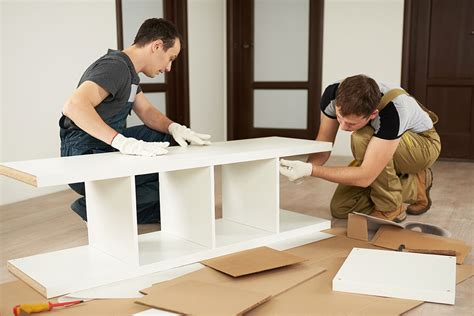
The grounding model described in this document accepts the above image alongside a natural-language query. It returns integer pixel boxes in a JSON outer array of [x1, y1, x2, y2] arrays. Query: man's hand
[[279, 159, 313, 182], [168, 123, 211, 147], [111, 134, 169, 157]]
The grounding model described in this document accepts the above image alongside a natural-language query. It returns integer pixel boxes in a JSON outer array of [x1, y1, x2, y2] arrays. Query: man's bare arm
[[307, 113, 339, 166], [311, 137, 401, 187], [62, 81, 118, 144], [132, 92, 173, 133]]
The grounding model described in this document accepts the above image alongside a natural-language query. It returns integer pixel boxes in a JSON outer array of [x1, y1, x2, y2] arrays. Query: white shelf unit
[[2, 137, 332, 298]]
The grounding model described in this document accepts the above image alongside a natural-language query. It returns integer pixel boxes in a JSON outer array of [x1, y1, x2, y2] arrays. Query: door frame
[[115, 0, 190, 126], [226, 0, 324, 140]]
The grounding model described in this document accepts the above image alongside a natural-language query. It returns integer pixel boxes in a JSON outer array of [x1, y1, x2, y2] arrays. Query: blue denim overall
[[59, 102, 172, 224]]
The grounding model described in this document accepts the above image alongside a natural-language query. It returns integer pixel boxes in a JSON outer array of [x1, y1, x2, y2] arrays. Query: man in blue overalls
[[59, 18, 210, 224]]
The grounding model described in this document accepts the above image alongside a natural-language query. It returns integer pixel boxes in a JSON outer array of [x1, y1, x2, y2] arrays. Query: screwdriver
[[13, 300, 83, 316]]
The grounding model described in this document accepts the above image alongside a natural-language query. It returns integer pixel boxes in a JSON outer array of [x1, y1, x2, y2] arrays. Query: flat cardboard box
[[346, 213, 470, 264], [347, 212, 452, 240], [372, 225, 471, 264], [141, 261, 326, 297], [200, 246, 306, 277], [136, 280, 270, 315]]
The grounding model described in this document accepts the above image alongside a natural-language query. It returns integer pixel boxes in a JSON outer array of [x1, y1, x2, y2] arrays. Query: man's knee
[[351, 126, 374, 160], [330, 194, 350, 219]]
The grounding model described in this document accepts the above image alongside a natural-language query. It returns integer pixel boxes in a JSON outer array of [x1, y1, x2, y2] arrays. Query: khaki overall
[[330, 89, 441, 218]]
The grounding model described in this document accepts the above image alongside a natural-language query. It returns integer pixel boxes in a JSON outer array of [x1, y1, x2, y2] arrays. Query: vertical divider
[[222, 158, 279, 233], [160, 166, 216, 248], [86, 176, 139, 266]]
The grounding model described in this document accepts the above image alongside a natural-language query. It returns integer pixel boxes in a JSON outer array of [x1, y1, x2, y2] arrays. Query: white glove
[[168, 122, 211, 147], [111, 134, 169, 157], [279, 159, 313, 182]]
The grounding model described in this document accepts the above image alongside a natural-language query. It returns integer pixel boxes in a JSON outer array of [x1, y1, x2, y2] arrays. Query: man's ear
[[369, 109, 379, 120], [152, 39, 164, 52]]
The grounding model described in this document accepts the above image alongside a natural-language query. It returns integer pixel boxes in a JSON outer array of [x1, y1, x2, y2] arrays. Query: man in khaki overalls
[[279, 74, 441, 222]]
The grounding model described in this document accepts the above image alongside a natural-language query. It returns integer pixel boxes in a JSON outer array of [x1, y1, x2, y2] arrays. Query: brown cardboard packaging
[[346, 213, 471, 264], [141, 261, 326, 297], [200, 246, 306, 277], [372, 225, 471, 264], [136, 280, 271, 315]]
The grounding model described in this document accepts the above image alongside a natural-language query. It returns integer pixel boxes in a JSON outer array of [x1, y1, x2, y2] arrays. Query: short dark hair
[[133, 18, 182, 51], [335, 74, 381, 117]]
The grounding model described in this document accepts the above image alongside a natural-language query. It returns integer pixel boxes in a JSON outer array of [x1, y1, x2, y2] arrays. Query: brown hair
[[133, 18, 182, 51], [335, 74, 380, 117]]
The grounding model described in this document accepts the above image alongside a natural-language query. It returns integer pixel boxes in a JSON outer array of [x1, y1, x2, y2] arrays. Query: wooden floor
[[0, 156, 472, 315]]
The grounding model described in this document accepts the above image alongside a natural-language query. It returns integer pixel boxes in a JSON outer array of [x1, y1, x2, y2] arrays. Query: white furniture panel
[[333, 248, 456, 304], [160, 167, 215, 248], [86, 176, 139, 266], [0, 137, 331, 187], [7, 246, 136, 298], [222, 158, 279, 233]]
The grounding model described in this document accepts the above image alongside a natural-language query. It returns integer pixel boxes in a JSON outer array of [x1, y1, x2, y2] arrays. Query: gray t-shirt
[[61, 49, 141, 130], [320, 81, 433, 140]]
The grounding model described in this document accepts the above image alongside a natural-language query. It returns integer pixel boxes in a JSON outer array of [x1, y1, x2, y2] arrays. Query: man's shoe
[[371, 205, 407, 223], [407, 168, 433, 215]]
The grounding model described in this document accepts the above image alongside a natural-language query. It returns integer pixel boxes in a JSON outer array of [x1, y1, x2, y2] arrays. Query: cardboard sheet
[[347, 212, 453, 241], [200, 246, 306, 277], [372, 225, 471, 264], [141, 261, 326, 298], [136, 280, 270, 315]]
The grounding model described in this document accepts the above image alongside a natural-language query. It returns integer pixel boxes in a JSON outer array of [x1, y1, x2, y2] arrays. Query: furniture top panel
[[0, 137, 332, 187]]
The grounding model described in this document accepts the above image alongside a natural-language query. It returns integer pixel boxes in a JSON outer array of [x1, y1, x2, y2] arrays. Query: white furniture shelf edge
[[1, 137, 332, 187]]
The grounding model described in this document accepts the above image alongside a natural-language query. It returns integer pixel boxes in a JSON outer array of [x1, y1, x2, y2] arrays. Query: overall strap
[[377, 88, 407, 111], [377, 88, 439, 124]]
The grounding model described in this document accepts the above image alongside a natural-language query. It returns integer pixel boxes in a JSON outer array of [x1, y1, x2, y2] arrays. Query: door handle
[[242, 43, 254, 48]]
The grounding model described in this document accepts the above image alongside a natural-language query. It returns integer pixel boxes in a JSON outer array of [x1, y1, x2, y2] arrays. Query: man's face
[[335, 106, 377, 132], [146, 38, 181, 78]]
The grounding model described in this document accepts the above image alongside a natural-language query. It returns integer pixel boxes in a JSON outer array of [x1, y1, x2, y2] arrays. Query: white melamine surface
[[160, 167, 215, 248], [215, 218, 274, 247], [138, 231, 210, 266], [222, 158, 279, 233], [333, 248, 456, 305], [86, 176, 139, 266], [8, 246, 135, 298], [279, 209, 330, 232], [1, 137, 332, 187]]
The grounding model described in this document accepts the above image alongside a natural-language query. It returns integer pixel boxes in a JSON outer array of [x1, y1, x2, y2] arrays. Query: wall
[[323, 0, 404, 155], [0, 0, 116, 205], [187, 0, 227, 141]]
